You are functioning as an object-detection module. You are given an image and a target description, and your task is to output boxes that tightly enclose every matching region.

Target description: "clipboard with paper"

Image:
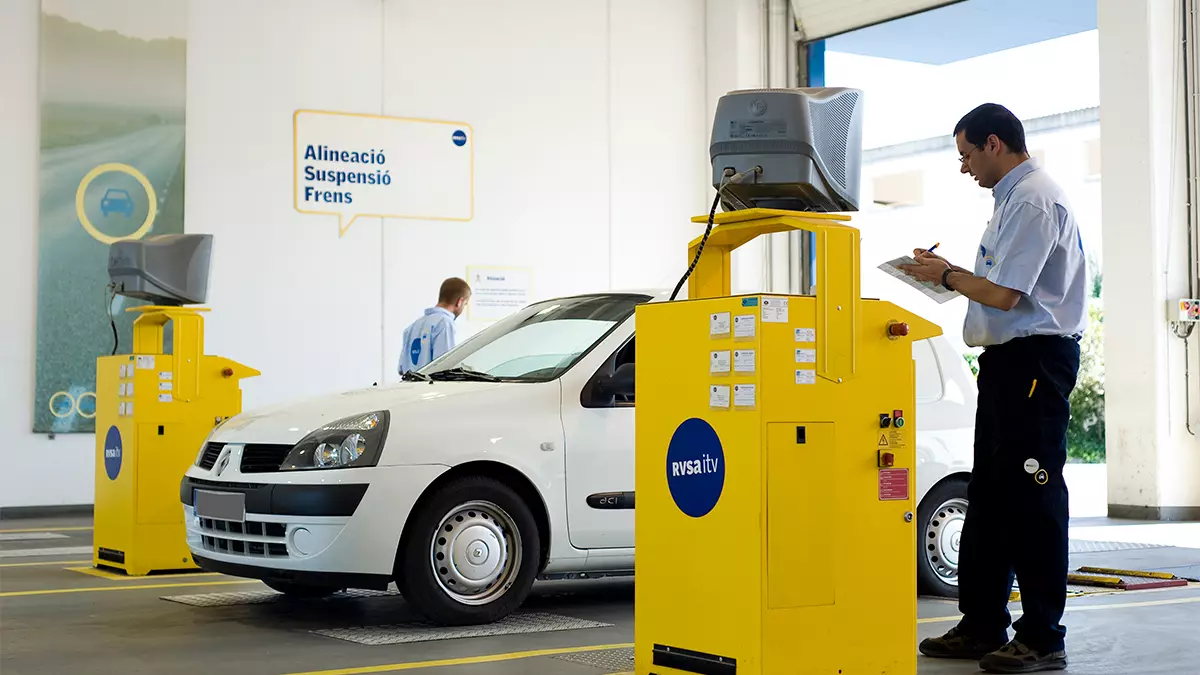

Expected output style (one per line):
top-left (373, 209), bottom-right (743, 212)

top-left (877, 256), bottom-right (962, 304)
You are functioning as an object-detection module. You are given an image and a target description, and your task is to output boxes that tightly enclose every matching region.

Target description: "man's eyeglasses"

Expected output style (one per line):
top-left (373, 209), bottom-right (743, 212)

top-left (958, 145), bottom-right (983, 165)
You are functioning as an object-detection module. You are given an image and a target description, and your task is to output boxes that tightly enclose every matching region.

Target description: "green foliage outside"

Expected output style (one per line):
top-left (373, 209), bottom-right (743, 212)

top-left (961, 287), bottom-right (1106, 464)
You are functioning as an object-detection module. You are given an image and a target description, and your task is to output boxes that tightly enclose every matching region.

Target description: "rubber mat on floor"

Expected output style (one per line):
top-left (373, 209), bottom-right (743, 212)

top-left (161, 588), bottom-right (399, 607)
top-left (313, 612), bottom-right (612, 645)
top-left (554, 647), bottom-right (635, 671)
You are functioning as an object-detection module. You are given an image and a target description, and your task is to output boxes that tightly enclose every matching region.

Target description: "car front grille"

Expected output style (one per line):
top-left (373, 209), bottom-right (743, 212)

top-left (197, 517), bottom-right (289, 558)
top-left (239, 444), bottom-right (293, 473)
top-left (197, 443), bottom-right (224, 470)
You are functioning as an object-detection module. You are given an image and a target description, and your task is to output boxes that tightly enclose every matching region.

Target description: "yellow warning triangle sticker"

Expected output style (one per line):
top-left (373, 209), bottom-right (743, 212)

top-left (879, 434), bottom-right (889, 447)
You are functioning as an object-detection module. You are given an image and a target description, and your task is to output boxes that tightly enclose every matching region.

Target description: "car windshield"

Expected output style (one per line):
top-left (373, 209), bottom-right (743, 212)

top-left (421, 293), bottom-right (650, 382)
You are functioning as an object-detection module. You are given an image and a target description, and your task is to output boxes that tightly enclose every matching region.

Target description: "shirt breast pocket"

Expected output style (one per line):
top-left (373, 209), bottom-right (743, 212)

top-left (977, 221), bottom-right (1001, 277)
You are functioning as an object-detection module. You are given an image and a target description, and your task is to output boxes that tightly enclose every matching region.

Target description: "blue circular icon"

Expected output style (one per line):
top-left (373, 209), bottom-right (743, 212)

top-left (665, 418), bottom-right (725, 518)
top-left (103, 425), bottom-right (123, 481)
top-left (409, 338), bottom-right (423, 366)
top-left (452, 130), bottom-right (467, 147)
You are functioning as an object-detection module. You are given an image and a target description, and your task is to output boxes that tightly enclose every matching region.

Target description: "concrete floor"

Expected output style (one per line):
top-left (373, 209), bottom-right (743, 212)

top-left (1, 516), bottom-right (1198, 675)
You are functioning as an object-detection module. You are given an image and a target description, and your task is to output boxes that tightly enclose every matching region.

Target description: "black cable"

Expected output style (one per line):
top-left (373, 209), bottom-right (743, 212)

top-left (107, 283), bottom-right (119, 356)
top-left (670, 190), bottom-right (723, 301)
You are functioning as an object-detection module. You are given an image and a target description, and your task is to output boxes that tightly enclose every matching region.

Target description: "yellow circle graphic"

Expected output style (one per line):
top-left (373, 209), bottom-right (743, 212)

top-left (75, 163), bottom-right (158, 245)
top-left (1035, 469), bottom-right (1049, 485)
top-left (48, 391), bottom-right (98, 419)
top-left (49, 391), bottom-right (75, 418)
top-left (76, 392), bottom-right (98, 419)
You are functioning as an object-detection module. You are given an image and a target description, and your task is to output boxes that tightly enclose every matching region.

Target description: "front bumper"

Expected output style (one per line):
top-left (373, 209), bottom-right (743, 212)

top-left (179, 464), bottom-right (449, 580)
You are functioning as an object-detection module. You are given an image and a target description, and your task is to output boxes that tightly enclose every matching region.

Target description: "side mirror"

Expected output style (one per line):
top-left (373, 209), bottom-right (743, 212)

top-left (597, 362), bottom-right (635, 398)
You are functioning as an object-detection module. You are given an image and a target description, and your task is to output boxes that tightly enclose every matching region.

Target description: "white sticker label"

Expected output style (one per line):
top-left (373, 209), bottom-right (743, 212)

top-left (1024, 458), bottom-right (1040, 474)
top-left (118, 383), bottom-right (127, 397)
top-left (119, 364), bottom-right (128, 378)
top-left (118, 402), bottom-right (127, 417)
top-left (762, 297), bottom-right (789, 323)
top-left (734, 349), bottom-right (756, 373)
top-left (126, 383), bottom-right (134, 397)
top-left (159, 381), bottom-right (172, 392)
top-left (795, 369), bottom-right (817, 385)
top-left (795, 348), bottom-right (816, 364)
top-left (795, 327), bottom-right (816, 342)
top-left (710, 312), bottom-right (731, 337)
top-left (710, 350), bottom-right (731, 374)
top-left (136, 355), bottom-right (155, 370)
top-left (733, 314), bottom-right (757, 338)
top-left (734, 383), bottom-right (756, 407)
top-left (158, 394), bottom-right (172, 403)
top-left (159, 371), bottom-right (173, 381)
top-left (126, 402), bottom-right (134, 416)
top-left (709, 385), bottom-right (731, 408)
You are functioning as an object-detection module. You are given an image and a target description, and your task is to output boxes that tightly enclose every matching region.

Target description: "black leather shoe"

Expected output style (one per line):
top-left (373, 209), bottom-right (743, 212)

top-left (919, 626), bottom-right (1009, 660)
top-left (979, 639), bottom-right (1068, 673)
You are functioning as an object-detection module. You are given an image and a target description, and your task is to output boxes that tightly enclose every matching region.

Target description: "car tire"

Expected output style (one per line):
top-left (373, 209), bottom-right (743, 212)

top-left (397, 476), bottom-right (540, 626)
top-left (263, 580), bottom-right (343, 598)
top-left (917, 476), bottom-right (969, 598)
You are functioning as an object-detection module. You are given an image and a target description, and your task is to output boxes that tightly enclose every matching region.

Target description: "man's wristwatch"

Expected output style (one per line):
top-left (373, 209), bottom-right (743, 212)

top-left (941, 268), bottom-right (955, 290)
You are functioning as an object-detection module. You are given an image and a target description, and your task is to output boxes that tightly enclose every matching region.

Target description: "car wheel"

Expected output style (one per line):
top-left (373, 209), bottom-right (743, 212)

top-left (398, 476), bottom-right (540, 626)
top-left (263, 580), bottom-right (343, 598)
top-left (917, 476), bottom-right (969, 598)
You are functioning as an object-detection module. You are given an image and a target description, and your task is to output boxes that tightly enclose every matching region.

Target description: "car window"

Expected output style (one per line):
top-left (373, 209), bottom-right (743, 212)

top-left (913, 339), bottom-right (944, 403)
top-left (423, 294), bottom-right (650, 382)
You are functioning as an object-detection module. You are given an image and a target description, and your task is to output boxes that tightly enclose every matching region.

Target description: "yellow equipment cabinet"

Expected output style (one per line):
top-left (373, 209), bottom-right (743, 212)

top-left (94, 305), bottom-right (258, 576)
top-left (635, 209), bottom-right (940, 674)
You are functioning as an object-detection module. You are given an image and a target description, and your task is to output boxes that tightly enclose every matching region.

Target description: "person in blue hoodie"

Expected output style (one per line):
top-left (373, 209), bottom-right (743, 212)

top-left (398, 277), bottom-right (471, 374)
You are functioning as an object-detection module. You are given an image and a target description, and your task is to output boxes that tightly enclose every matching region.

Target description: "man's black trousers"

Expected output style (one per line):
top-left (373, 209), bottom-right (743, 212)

top-left (957, 334), bottom-right (1081, 653)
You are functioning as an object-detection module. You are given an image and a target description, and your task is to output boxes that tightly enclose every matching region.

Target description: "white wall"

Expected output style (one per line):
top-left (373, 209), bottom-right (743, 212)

top-left (0, 0), bottom-right (96, 509)
top-left (1, 0), bottom-right (714, 508)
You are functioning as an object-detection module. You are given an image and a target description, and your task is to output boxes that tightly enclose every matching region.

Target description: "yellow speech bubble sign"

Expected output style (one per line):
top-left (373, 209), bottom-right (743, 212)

top-left (75, 163), bottom-right (158, 245)
top-left (293, 109), bottom-right (475, 237)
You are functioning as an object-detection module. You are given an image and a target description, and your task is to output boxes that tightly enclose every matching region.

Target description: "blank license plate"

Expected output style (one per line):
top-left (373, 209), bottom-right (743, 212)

top-left (195, 490), bottom-right (246, 522)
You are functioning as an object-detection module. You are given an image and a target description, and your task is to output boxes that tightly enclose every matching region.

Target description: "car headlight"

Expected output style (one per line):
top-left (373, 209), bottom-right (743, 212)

top-left (279, 411), bottom-right (390, 471)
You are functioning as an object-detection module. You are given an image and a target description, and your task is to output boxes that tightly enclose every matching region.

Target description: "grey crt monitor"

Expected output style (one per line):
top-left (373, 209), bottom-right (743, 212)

top-left (710, 87), bottom-right (864, 213)
top-left (108, 233), bottom-right (213, 306)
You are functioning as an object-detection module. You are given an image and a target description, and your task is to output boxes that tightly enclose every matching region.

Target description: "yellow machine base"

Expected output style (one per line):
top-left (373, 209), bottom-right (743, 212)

top-left (635, 291), bottom-right (938, 674)
top-left (93, 306), bottom-right (258, 576)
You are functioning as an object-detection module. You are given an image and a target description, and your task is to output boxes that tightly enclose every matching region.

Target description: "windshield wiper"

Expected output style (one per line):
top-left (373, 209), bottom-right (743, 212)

top-left (428, 367), bottom-right (500, 382)
top-left (401, 370), bottom-right (432, 383)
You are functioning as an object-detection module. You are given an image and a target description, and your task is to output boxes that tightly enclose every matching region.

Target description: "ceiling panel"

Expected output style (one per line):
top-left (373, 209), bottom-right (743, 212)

top-left (790, 0), bottom-right (961, 40)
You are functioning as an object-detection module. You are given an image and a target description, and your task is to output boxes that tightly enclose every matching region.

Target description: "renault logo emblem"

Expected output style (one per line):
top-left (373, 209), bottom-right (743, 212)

top-left (214, 448), bottom-right (232, 476)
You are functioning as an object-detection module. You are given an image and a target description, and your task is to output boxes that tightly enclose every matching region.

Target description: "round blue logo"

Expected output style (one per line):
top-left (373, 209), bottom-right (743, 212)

top-left (103, 425), bottom-right (123, 481)
top-left (452, 130), bottom-right (467, 147)
top-left (409, 338), bottom-right (423, 366)
top-left (665, 418), bottom-right (725, 518)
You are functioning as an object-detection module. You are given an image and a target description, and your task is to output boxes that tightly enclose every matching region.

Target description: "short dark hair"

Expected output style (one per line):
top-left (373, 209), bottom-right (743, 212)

top-left (438, 277), bottom-right (471, 304)
top-left (953, 103), bottom-right (1027, 154)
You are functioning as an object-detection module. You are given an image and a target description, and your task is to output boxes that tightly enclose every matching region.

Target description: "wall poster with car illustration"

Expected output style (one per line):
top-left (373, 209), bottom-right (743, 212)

top-left (34, 0), bottom-right (187, 433)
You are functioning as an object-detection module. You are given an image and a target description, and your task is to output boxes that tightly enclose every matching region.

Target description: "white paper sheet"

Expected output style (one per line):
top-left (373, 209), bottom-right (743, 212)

top-left (877, 256), bottom-right (962, 304)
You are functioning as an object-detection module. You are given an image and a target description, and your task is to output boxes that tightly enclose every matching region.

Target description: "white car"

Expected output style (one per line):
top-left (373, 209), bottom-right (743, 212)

top-left (181, 291), bottom-right (975, 625)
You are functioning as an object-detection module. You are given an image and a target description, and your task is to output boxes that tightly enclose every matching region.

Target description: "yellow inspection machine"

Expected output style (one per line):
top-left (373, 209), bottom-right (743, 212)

top-left (94, 236), bottom-right (258, 576)
top-left (635, 88), bottom-right (940, 674)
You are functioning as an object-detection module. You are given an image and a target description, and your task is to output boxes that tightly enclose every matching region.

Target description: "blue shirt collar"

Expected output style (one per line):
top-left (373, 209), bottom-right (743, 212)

top-left (426, 306), bottom-right (456, 320)
top-left (991, 157), bottom-right (1038, 206)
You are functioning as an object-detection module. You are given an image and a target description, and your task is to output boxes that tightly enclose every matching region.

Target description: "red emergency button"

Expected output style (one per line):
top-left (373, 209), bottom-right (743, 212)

top-left (878, 450), bottom-right (895, 468)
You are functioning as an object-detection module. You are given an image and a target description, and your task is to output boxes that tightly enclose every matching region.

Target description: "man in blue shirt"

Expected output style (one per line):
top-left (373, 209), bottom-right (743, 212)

top-left (900, 103), bottom-right (1086, 674)
top-left (398, 277), bottom-right (471, 374)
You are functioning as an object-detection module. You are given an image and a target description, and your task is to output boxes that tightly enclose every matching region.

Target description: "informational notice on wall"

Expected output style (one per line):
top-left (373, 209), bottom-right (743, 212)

top-left (293, 110), bottom-right (474, 236)
top-left (466, 266), bottom-right (532, 322)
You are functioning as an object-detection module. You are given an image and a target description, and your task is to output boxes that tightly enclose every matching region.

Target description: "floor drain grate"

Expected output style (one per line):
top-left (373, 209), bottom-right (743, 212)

top-left (554, 647), bottom-right (635, 671)
top-left (1068, 539), bottom-right (1167, 554)
top-left (162, 588), bottom-right (399, 607)
top-left (313, 612), bottom-right (613, 645)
